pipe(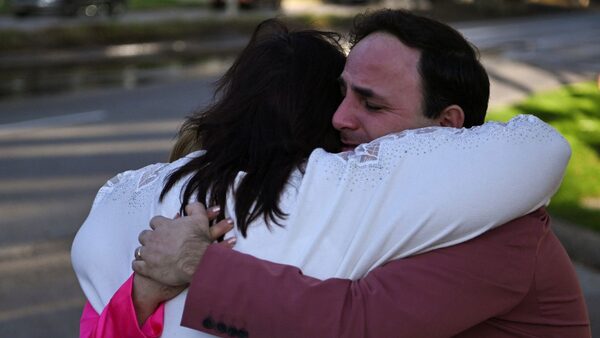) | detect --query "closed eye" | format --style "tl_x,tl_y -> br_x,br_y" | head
365,101 -> 382,111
